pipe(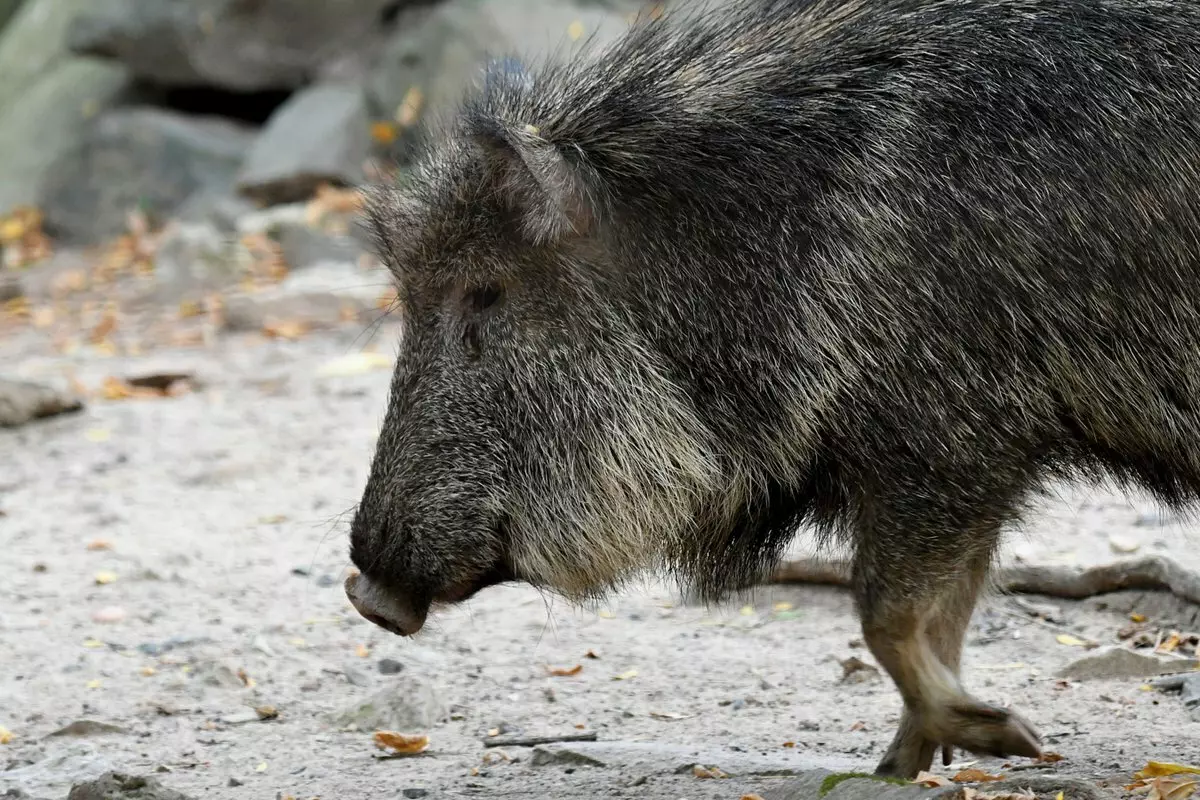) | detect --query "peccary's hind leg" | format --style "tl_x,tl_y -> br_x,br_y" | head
853,512 -> 1042,780
873,549 -> 990,776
